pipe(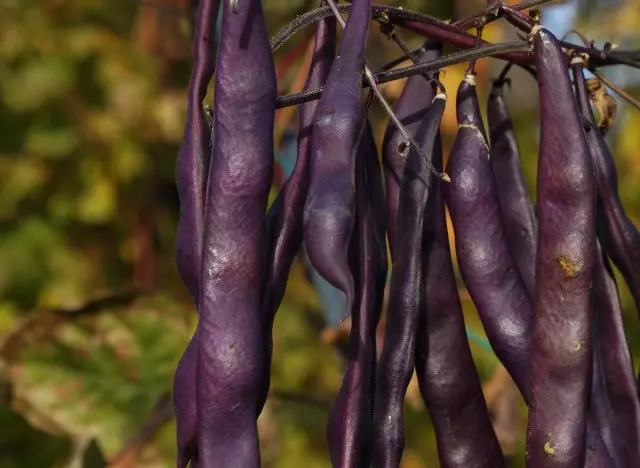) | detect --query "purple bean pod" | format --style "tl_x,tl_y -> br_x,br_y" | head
258,14 -> 337,414
173,1 -> 219,466
382,40 -> 442,258
525,28 -> 596,468
584,410 -> 616,468
592,248 -> 640,466
487,81 -> 537,298
444,74 -> 532,398
373,91 -> 447,468
572,59 -> 640,466
196,0 -> 276,466
326,124 -> 387,468
575,74 -> 640,320
415,91 -> 505,468
303,0 -> 371,318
